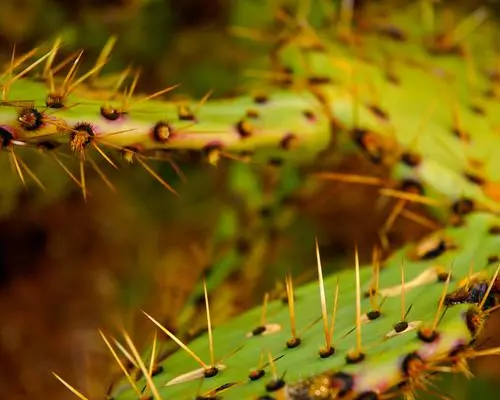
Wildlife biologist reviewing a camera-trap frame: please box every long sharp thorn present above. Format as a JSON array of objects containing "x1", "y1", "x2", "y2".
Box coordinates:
[
  {"x1": 466, "y1": 346, "x2": 500, "y2": 359},
  {"x1": 48, "y1": 70, "x2": 55, "y2": 93},
  {"x1": 313, "y1": 172, "x2": 385, "y2": 185},
  {"x1": 135, "y1": 156, "x2": 179, "y2": 196},
  {"x1": 134, "y1": 83, "x2": 181, "y2": 106},
  {"x1": 193, "y1": 89, "x2": 214, "y2": 114},
  {"x1": 50, "y1": 152, "x2": 83, "y2": 188},
  {"x1": 109, "y1": 66, "x2": 132, "y2": 101},
  {"x1": 92, "y1": 142, "x2": 118, "y2": 169},
  {"x1": 67, "y1": 58, "x2": 113, "y2": 94},
  {"x1": 142, "y1": 310, "x2": 208, "y2": 369},
  {"x1": 286, "y1": 275, "x2": 297, "y2": 339},
  {"x1": 92, "y1": 35, "x2": 118, "y2": 80},
  {"x1": 52, "y1": 51, "x2": 81, "y2": 78},
  {"x1": 401, "y1": 259, "x2": 406, "y2": 322},
  {"x1": 328, "y1": 278, "x2": 340, "y2": 348},
  {"x1": 149, "y1": 330, "x2": 158, "y2": 377},
  {"x1": 52, "y1": 372, "x2": 90, "y2": 400},
  {"x1": 433, "y1": 269, "x2": 452, "y2": 331},
  {"x1": 62, "y1": 50, "x2": 84, "y2": 90},
  {"x1": 80, "y1": 160, "x2": 87, "y2": 202},
  {"x1": 9, "y1": 149, "x2": 26, "y2": 187},
  {"x1": 354, "y1": 245, "x2": 362, "y2": 353},
  {"x1": 43, "y1": 37, "x2": 62, "y2": 78},
  {"x1": 315, "y1": 238, "x2": 329, "y2": 346},
  {"x1": 267, "y1": 352, "x2": 278, "y2": 380},
  {"x1": 98, "y1": 330, "x2": 142, "y2": 398},
  {"x1": 370, "y1": 247, "x2": 381, "y2": 311},
  {"x1": 88, "y1": 156, "x2": 117, "y2": 193},
  {"x1": 111, "y1": 336, "x2": 137, "y2": 368},
  {"x1": 379, "y1": 188, "x2": 445, "y2": 206},
  {"x1": 122, "y1": 329, "x2": 162, "y2": 400},
  {"x1": 465, "y1": 261, "x2": 474, "y2": 291},
  {"x1": 18, "y1": 157, "x2": 46, "y2": 191},
  {"x1": 4, "y1": 46, "x2": 39, "y2": 77},
  {"x1": 123, "y1": 69, "x2": 141, "y2": 110},
  {"x1": 203, "y1": 277, "x2": 216, "y2": 367},
  {"x1": 3, "y1": 46, "x2": 43, "y2": 99},
  {"x1": 3, "y1": 44, "x2": 16, "y2": 101},
  {"x1": 9, "y1": 44, "x2": 16, "y2": 80},
  {"x1": 485, "y1": 303, "x2": 500, "y2": 315},
  {"x1": 165, "y1": 157, "x2": 188, "y2": 184},
  {"x1": 479, "y1": 265, "x2": 500, "y2": 310},
  {"x1": 400, "y1": 209, "x2": 442, "y2": 230},
  {"x1": 383, "y1": 198, "x2": 407, "y2": 235}
]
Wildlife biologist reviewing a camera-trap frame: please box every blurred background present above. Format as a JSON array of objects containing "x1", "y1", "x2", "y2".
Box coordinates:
[{"x1": 1, "y1": 0, "x2": 500, "y2": 399}]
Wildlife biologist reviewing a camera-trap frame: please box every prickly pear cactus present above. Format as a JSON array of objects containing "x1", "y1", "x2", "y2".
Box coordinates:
[
  {"x1": 111, "y1": 214, "x2": 500, "y2": 400},
  {"x1": 2, "y1": 1, "x2": 500, "y2": 400}
]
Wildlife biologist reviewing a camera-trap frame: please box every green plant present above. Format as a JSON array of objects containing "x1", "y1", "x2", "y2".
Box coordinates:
[
  {"x1": 107, "y1": 212, "x2": 500, "y2": 399},
  {"x1": 2, "y1": 1, "x2": 500, "y2": 399}
]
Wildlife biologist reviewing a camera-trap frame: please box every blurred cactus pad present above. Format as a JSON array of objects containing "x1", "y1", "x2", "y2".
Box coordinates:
[{"x1": 2, "y1": 0, "x2": 500, "y2": 399}]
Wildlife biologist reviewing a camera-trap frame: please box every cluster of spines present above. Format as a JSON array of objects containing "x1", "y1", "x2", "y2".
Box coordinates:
[
  {"x1": 51, "y1": 210, "x2": 500, "y2": 399},
  {"x1": 0, "y1": 36, "x2": 327, "y2": 201},
  {"x1": 1, "y1": 1, "x2": 499, "y2": 215}
]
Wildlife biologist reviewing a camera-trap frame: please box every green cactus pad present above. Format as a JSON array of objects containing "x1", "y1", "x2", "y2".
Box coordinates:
[
  {"x1": 0, "y1": 4, "x2": 499, "y2": 212},
  {"x1": 105, "y1": 212, "x2": 500, "y2": 400}
]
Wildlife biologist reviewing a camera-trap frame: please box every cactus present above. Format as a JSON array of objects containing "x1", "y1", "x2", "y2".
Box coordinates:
[
  {"x1": 2, "y1": 1, "x2": 500, "y2": 399},
  {"x1": 96, "y1": 211, "x2": 500, "y2": 400},
  {"x1": 1, "y1": 3, "x2": 499, "y2": 208}
]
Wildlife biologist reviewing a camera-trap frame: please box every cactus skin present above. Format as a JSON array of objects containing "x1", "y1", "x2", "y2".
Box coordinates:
[
  {"x1": 0, "y1": 86, "x2": 329, "y2": 165},
  {"x1": 108, "y1": 212, "x2": 500, "y2": 400},
  {"x1": 1, "y1": 1, "x2": 500, "y2": 400}
]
